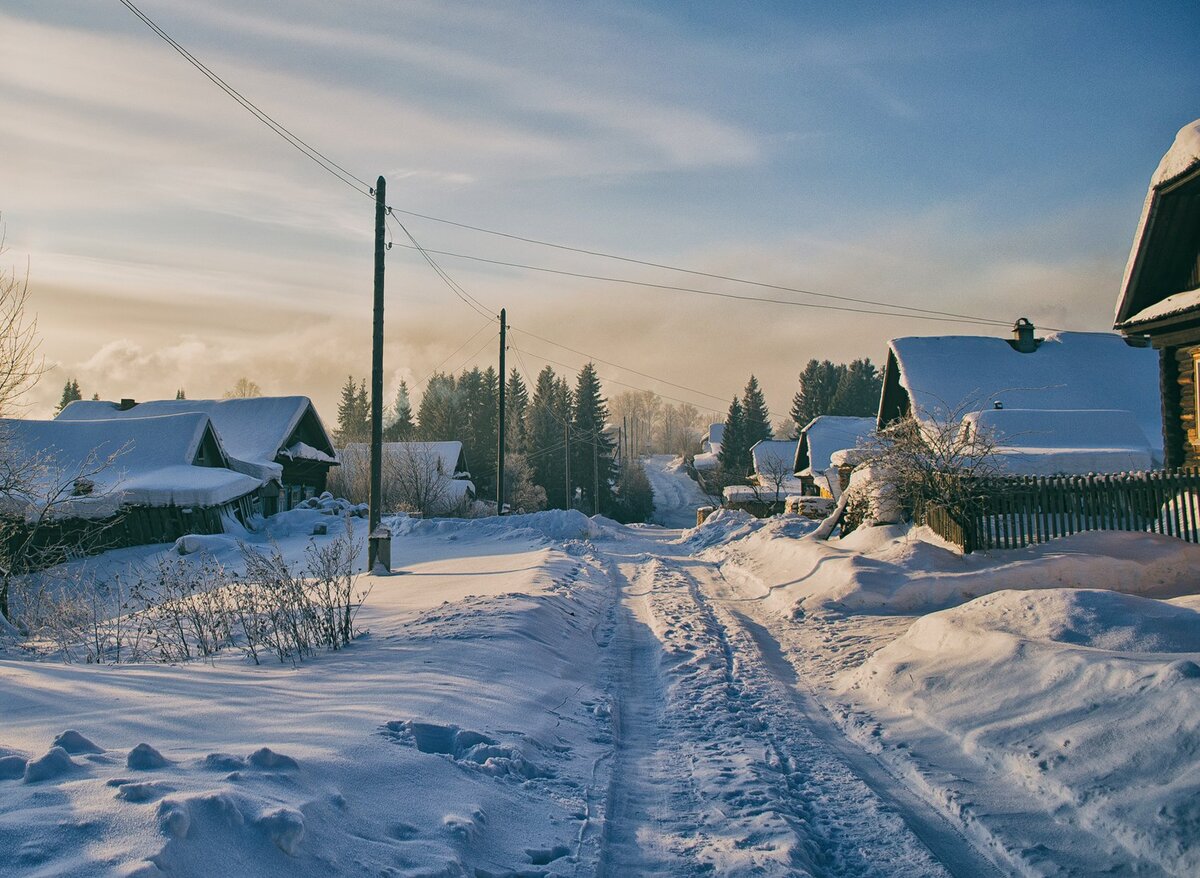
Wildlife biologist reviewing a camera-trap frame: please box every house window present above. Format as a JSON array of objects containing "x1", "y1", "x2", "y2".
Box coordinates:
[{"x1": 1193, "y1": 353, "x2": 1200, "y2": 445}]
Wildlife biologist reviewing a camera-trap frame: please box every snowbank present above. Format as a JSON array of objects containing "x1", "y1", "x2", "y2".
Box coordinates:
[
  {"x1": 839, "y1": 588, "x2": 1200, "y2": 876},
  {"x1": 707, "y1": 516, "x2": 1200, "y2": 617}
]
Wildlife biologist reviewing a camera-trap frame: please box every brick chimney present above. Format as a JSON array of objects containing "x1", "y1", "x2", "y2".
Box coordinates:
[{"x1": 1011, "y1": 318, "x2": 1038, "y2": 353}]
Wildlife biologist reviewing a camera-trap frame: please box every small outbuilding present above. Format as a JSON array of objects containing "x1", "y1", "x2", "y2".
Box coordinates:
[
  {"x1": 693, "y1": 423, "x2": 725, "y2": 471},
  {"x1": 57, "y1": 396, "x2": 338, "y2": 515},
  {"x1": 793, "y1": 416, "x2": 876, "y2": 498},
  {"x1": 1114, "y1": 118, "x2": 1200, "y2": 467}
]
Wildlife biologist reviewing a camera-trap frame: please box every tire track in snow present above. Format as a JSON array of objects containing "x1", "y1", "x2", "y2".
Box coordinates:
[
  {"x1": 683, "y1": 552, "x2": 1011, "y2": 878},
  {"x1": 594, "y1": 534, "x2": 951, "y2": 877}
]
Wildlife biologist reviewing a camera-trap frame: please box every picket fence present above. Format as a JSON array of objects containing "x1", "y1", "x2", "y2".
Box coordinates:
[{"x1": 919, "y1": 468, "x2": 1200, "y2": 553}]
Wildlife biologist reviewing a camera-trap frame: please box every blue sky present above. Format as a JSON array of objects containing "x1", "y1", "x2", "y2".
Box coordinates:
[{"x1": 1, "y1": 0, "x2": 1197, "y2": 422}]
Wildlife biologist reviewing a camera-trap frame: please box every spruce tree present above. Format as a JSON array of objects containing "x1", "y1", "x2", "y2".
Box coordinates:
[
  {"x1": 416, "y1": 373, "x2": 460, "y2": 441},
  {"x1": 384, "y1": 380, "x2": 415, "y2": 441},
  {"x1": 56, "y1": 378, "x2": 82, "y2": 414},
  {"x1": 175, "y1": 388, "x2": 186, "y2": 400},
  {"x1": 717, "y1": 397, "x2": 748, "y2": 476},
  {"x1": 527, "y1": 366, "x2": 569, "y2": 508},
  {"x1": 829, "y1": 358, "x2": 882, "y2": 417},
  {"x1": 355, "y1": 380, "x2": 370, "y2": 442},
  {"x1": 741, "y1": 375, "x2": 772, "y2": 446},
  {"x1": 571, "y1": 363, "x2": 616, "y2": 514},
  {"x1": 790, "y1": 359, "x2": 842, "y2": 429},
  {"x1": 335, "y1": 376, "x2": 360, "y2": 446},
  {"x1": 505, "y1": 368, "x2": 529, "y2": 456}
]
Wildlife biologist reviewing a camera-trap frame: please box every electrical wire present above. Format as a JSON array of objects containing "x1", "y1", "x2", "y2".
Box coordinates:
[
  {"x1": 512, "y1": 345, "x2": 722, "y2": 415},
  {"x1": 385, "y1": 208, "x2": 1022, "y2": 327},
  {"x1": 388, "y1": 215, "x2": 497, "y2": 321},
  {"x1": 116, "y1": 0, "x2": 372, "y2": 197},
  {"x1": 412, "y1": 316, "x2": 498, "y2": 392},
  {"x1": 510, "y1": 327, "x2": 731, "y2": 405},
  {"x1": 387, "y1": 242, "x2": 1025, "y2": 328}
]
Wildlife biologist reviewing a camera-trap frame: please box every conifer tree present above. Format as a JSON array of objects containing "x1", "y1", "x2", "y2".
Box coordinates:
[
  {"x1": 55, "y1": 378, "x2": 81, "y2": 414},
  {"x1": 505, "y1": 368, "x2": 529, "y2": 455},
  {"x1": 717, "y1": 397, "x2": 748, "y2": 476},
  {"x1": 741, "y1": 375, "x2": 772, "y2": 447},
  {"x1": 526, "y1": 366, "x2": 571, "y2": 508},
  {"x1": 175, "y1": 388, "x2": 186, "y2": 400},
  {"x1": 335, "y1": 376, "x2": 361, "y2": 446},
  {"x1": 571, "y1": 363, "x2": 616, "y2": 514},
  {"x1": 790, "y1": 359, "x2": 841, "y2": 429},
  {"x1": 829, "y1": 358, "x2": 882, "y2": 417},
  {"x1": 416, "y1": 373, "x2": 460, "y2": 441},
  {"x1": 384, "y1": 380, "x2": 415, "y2": 441}
]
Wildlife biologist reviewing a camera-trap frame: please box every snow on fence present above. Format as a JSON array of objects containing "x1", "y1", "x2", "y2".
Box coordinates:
[{"x1": 919, "y1": 469, "x2": 1200, "y2": 552}]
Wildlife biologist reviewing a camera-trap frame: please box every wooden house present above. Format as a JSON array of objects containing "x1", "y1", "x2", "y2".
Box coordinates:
[
  {"x1": 0, "y1": 413, "x2": 261, "y2": 553},
  {"x1": 1114, "y1": 118, "x2": 1200, "y2": 467},
  {"x1": 57, "y1": 396, "x2": 338, "y2": 516},
  {"x1": 877, "y1": 327, "x2": 1162, "y2": 475},
  {"x1": 793, "y1": 416, "x2": 876, "y2": 498}
]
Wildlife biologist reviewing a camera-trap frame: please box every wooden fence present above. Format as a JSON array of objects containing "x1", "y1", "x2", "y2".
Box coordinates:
[{"x1": 919, "y1": 469, "x2": 1200, "y2": 553}]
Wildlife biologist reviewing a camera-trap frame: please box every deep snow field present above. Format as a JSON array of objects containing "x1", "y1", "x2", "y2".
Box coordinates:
[{"x1": 2, "y1": 457, "x2": 1199, "y2": 877}]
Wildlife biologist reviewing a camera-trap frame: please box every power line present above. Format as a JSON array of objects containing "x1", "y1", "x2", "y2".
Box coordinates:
[
  {"x1": 117, "y1": 0, "x2": 1060, "y2": 335},
  {"x1": 412, "y1": 316, "x2": 498, "y2": 392},
  {"x1": 388, "y1": 242, "x2": 1015, "y2": 327},
  {"x1": 386, "y1": 209, "x2": 1020, "y2": 327},
  {"x1": 116, "y1": 0, "x2": 372, "y2": 197},
  {"x1": 509, "y1": 327, "x2": 729, "y2": 405},
  {"x1": 512, "y1": 345, "x2": 722, "y2": 415},
  {"x1": 388, "y1": 215, "x2": 497, "y2": 321}
]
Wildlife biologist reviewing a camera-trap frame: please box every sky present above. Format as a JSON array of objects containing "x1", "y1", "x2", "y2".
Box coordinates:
[{"x1": 1, "y1": 0, "x2": 1197, "y2": 427}]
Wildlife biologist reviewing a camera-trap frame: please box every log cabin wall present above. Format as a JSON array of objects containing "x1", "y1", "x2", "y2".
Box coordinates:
[{"x1": 1172, "y1": 343, "x2": 1200, "y2": 467}]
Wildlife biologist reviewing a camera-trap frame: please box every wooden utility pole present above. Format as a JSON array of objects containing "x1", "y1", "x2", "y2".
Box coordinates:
[
  {"x1": 592, "y1": 432, "x2": 599, "y2": 515},
  {"x1": 564, "y1": 420, "x2": 571, "y2": 509},
  {"x1": 368, "y1": 176, "x2": 386, "y2": 566},
  {"x1": 496, "y1": 308, "x2": 506, "y2": 514}
]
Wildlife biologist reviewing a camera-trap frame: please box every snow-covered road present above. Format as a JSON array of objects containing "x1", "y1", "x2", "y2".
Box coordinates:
[{"x1": 3, "y1": 456, "x2": 1195, "y2": 876}]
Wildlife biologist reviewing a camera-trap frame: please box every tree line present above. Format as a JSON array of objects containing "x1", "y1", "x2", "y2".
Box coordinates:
[{"x1": 334, "y1": 363, "x2": 653, "y2": 522}]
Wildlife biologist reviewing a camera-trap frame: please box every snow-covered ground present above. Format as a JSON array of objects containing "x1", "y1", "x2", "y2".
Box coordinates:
[{"x1": 2, "y1": 456, "x2": 1197, "y2": 876}]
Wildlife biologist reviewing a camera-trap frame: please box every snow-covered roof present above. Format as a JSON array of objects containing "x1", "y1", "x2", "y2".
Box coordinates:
[
  {"x1": 57, "y1": 397, "x2": 336, "y2": 483},
  {"x1": 702, "y1": 423, "x2": 725, "y2": 454},
  {"x1": 692, "y1": 451, "x2": 719, "y2": 471},
  {"x1": 794, "y1": 416, "x2": 876, "y2": 477},
  {"x1": 962, "y1": 408, "x2": 1155, "y2": 475},
  {"x1": 881, "y1": 331, "x2": 1162, "y2": 465},
  {"x1": 750, "y1": 440, "x2": 799, "y2": 479},
  {"x1": 1115, "y1": 118, "x2": 1200, "y2": 328},
  {"x1": 0, "y1": 415, "x2": 261, "y2": 519}
]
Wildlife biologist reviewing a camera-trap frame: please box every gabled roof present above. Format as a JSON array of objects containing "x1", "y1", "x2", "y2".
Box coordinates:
[
  {"x1": 0, "y1": 414, "x2": 260, "y2": 519},
  {"x1": 57, "y1": 397, "x2": 336, "y2": 482},
  {"x1": 879, "y1": 331, "x2": 1162, "y2": 464},
  {"x1": 750, "y1": 439, "x2": 798, "y2": 478},
  {"x1": 794, "y1": 416, "x2": 876, "y2": 476},
  {"x1": 1115, "y1": 118, "x2": 1200, "y2": 329}
]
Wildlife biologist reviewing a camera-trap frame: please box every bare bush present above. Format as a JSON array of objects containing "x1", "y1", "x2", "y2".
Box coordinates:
[
  {"x1": 851, "y1": 400, "x2": 1003, "y2": 526},
  {"x1": 15, "y1": 525, "x2": 368, "y2": 666}
]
